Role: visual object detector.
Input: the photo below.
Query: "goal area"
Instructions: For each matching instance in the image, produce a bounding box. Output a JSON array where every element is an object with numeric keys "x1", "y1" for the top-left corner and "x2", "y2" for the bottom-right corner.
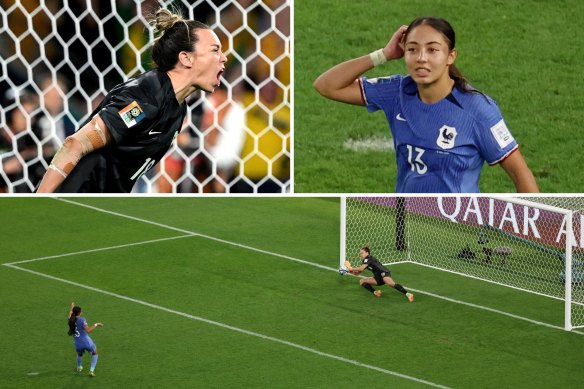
[
  {"x1": 0, "y1": 0, "x2": 290, "y2": 193},
  {"x1": 340, "y1": 196, "x2": 584, "y2": 331}
]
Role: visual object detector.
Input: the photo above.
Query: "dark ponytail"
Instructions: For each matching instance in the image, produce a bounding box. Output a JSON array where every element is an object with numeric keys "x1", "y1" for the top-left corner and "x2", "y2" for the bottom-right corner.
[
  {"x1": 68, "y1": 306, "x2": 81, "y2": 336},
  {"x1": 405, "y1": 16, "x2": 477, "y2": 94},
  {"x1": 449, "y1": 64, "x2": 474, "y2": 93}
]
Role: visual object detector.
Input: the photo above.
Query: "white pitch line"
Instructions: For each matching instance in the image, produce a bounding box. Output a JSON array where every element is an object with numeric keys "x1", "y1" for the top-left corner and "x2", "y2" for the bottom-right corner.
[
  {"x1": 5, "y1": 234, "x2": 196, "y2": 266},
  {"x1": 3, "y1": 263, "x2": 451, "y2": 389},
  {"x1": 340, "y1": 270, "x2": 584, "y2": 336},
  {"x1": 53, "y1": 198, "x2": 334, "y2": 272},
  {"x1": 408, "y1": 287, "x2": 584, "y2": 336},
  {"x1": 46, "y1": 198, "x2": 584, "y2": 336}
]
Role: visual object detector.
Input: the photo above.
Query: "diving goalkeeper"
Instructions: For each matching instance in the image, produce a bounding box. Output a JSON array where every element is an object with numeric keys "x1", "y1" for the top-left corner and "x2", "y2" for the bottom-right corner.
[{"x1": 347, "y1": 246, "x2": 414, "y2": 302}]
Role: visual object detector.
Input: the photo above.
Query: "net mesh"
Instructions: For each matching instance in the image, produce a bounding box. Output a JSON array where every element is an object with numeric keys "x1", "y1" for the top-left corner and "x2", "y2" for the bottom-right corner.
[
  {"x1": 344, "y1": 196, "x2": 584, "y2": 329},
  {"x1": 0, "y1": 0, "x2": 290, "y2": 193}
]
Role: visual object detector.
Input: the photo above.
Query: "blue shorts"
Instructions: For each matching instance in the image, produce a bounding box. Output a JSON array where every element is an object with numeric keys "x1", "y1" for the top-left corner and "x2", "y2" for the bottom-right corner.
[{"x1": 74, "y1": 338, "x2": 96, "y2": 355}]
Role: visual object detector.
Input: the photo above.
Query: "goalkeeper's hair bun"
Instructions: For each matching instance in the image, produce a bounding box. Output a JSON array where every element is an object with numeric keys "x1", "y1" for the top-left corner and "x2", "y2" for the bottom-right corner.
[
  {"x1": 150, "y1": 7, "x2": 210, "y2": 72},
  {"x1": 154, "y1": 8, "x2": 186, "y2": 34}
]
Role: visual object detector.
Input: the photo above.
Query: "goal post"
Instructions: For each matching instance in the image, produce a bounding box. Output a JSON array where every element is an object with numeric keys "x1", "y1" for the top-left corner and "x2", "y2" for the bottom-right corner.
[{"x1": 340, "y1": 195, "x2": 584, "y2": 331}]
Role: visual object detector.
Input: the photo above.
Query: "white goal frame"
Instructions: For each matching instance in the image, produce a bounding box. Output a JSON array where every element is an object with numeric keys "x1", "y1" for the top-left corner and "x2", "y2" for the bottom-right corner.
[{"x1": 340, "y1": 195, "x2": 577, "y2": 331}]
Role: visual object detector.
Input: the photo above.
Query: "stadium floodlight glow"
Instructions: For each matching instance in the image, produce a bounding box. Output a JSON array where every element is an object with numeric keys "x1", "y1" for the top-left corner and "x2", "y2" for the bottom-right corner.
[{"x1": 340, "y1": 195, "x2": 584, "y2": 331}]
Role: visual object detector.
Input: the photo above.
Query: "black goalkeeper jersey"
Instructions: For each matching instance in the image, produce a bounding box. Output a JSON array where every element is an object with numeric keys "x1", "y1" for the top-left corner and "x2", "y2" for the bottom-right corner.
[
  {"x1": 57, "y1": 69, "x2": 187, "y2": 193},
  {"x1": 362, "y1": 255, "x2": 390, "y2": 276}
]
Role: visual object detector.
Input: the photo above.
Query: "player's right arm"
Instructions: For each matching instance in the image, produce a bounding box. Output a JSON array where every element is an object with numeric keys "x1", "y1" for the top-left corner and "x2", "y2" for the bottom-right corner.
[
  {"x1": 313, "y1": 25, "x2": 407, "y2": 105},
  {"x1": 37, "y1": 115, "x2": 112, "y2": 193},
  {"x1": 351, "y1": 263, "x2": 367, "y2": 275}
]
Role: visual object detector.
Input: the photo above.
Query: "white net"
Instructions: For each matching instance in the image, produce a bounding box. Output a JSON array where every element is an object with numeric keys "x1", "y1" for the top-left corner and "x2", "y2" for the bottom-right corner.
[
  {"x1": 0, "y1": 0, "x2": 290, "y2": 193},
  {"x1": 342, "y1": 196, "x2": 584, "y2": 330}
]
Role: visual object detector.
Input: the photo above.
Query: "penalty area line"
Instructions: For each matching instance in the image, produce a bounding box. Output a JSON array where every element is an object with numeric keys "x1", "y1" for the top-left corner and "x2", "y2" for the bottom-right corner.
[
  {"x1": 4, "y1": 263, "x2": 451, "y2": 389},
  {"x1": 3, "y1": 234, "x2": 196, "y2": 266},
  {"x1": 53, "y1": 197, "x2": 334, "y2": 273}
]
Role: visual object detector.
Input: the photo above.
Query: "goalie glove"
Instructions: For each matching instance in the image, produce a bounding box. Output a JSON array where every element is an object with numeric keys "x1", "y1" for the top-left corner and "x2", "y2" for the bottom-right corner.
[{"x1": 344, "y1": 260, "x2": 353, "y2": 272}]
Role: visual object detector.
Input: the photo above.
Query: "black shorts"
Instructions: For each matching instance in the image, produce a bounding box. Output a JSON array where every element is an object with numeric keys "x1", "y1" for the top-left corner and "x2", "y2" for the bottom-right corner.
[{"x1": 374, "y1": 271, "x2": 391, "y2": 286}]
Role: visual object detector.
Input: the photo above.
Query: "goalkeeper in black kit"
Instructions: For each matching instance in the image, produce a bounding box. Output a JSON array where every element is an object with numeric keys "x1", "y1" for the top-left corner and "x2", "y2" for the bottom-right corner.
[
  {"x1": 36, "y1": 8, "x2": 226, "y2": 193},
  {"x1": 346, "y1": 246, "x2": 414, "y2": 302}
]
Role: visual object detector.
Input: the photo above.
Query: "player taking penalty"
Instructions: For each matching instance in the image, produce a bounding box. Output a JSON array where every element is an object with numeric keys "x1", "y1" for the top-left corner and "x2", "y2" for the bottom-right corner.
[
  {"x1": 347, "y1": 246, "x2": 414, "y2": 302},
  {"x1": 37, "y1": 8, "x2": 227, "y2": 193},
  {"x1": 68, "y1": 302, "x2": 103, "y2": 377}
]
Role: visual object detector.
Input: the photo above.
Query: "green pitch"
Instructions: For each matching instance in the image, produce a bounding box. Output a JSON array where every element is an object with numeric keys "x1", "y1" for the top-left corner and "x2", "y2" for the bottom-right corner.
[
  {"x1": 294, "y1": 0, "x2": 584, "y2": 193},
  {"x1": 1, "y1": 197, "x2": 583, "y2": 388}
]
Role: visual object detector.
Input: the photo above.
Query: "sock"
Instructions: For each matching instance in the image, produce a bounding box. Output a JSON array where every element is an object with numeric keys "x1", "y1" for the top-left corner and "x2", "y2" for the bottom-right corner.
[
  {"x1": 76, "y1": 355, "x2": 83, "y2": 368},
  {"x1": 361, "y1": 283, "x2": 375, "y2": 293},
  {"x1": 90, "y1": 354, "x2": 98, "y2": 372},
  {"x1": 394, "y1": 284, "x2": 408, "y2": 295}
]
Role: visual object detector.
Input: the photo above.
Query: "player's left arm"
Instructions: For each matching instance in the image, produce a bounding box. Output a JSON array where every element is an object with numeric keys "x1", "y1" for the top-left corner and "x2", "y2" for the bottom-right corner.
[
  {"x1": 499, "y1": 149, "x2": 539, "y2": 193},
  {"x1": 84, "y1": 322, "x2": 104, "y2": 333}
]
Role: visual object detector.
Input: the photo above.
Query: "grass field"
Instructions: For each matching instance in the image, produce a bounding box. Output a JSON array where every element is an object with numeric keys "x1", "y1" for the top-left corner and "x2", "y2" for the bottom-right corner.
[
  {"x1": 294, "y1": 0, "x2": 584, "y2": 193},
  {"x1": 1, "y1": 197, "x2": 584, "y2": 388}
]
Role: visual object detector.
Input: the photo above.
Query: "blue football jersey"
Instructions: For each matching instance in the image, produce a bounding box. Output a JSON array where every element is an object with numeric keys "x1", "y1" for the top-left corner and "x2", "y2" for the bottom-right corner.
[
  {"x1": 74, "y1": 317, "x2": 92, "y2": 346},
  {"x1": 360, "y1": 74, "x2": 518, "y2": 193}
]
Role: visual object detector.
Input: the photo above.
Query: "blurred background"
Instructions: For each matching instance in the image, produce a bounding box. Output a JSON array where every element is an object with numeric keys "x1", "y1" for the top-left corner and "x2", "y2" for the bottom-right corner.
[{"x1": 0, "y1": 0, "x2": 290, "y2": 193}]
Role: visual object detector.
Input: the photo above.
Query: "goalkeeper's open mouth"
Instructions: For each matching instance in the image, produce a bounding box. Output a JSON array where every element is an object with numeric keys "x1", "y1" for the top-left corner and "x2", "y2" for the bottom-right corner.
[{"x1": 216, "y1": 68, "x2": 225, "y2": 87}]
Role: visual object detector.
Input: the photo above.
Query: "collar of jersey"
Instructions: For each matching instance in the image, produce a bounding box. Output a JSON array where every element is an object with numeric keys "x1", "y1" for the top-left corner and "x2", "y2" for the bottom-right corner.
[{"x1": 403, "y1": 75, "x2": 464, "y2": 110}]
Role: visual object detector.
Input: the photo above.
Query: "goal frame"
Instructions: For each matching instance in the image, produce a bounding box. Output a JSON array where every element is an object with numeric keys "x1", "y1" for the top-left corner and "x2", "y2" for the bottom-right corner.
[{"x1": 340, "y1": 195, "x2": 576, "y2": 331}]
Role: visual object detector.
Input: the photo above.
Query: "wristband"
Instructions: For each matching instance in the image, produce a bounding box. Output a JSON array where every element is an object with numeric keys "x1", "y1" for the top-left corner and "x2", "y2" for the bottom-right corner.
[{"x1": 369, "y1": 49, "x2": 387, "y2": 67}]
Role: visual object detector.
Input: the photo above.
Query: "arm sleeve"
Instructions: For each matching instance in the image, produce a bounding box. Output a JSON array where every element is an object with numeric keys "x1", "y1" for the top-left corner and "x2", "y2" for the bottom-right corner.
[
  {"x1": 475, "y1": 98, "x2": 518, "y2": 165},
  {"x1": 98, "y1": 83, "x2": 161, "y2": 144},
  {"x1": 360, "y1": 75, "x2": 402, "y2": 113}
]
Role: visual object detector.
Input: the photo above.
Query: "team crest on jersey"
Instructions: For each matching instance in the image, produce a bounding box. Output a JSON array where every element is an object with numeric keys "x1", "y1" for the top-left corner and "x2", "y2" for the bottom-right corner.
[
  {"x1": 119, "y1": 101, "x2": 145, "y2": 128},
  {"x1": 436, "y1": 125, "x2": 457, "y2": 150}
]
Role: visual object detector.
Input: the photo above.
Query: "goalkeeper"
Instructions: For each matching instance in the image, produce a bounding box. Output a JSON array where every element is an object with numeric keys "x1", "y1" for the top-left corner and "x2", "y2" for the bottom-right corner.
[
  {"x1": 37, "y1": 8, "x2": 227, "y2": 192},
  {"x1": 347, "y1": 246, "x2": 414, "y2": 302}
]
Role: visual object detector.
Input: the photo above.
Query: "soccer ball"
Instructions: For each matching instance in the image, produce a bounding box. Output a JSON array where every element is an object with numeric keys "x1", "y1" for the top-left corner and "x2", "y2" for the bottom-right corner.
[{"x1": 338, "y1": 268, "x2": 348, "y2": 276}]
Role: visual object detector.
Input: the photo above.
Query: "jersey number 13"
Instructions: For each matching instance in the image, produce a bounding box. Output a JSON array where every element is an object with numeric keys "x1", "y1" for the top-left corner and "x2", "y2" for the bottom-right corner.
[{"x1": 406, "y1": 145, "x2": 428, "y2": 174}]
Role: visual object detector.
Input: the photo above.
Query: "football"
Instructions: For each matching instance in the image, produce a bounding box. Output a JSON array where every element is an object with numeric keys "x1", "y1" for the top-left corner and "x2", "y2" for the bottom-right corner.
[{"x1": 338, "y1": 268, "x2": 348, "y2": 276}]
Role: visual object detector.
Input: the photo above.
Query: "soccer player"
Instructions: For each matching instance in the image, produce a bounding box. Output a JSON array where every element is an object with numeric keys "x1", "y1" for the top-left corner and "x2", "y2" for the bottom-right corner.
[
  {"x1": 313, "y1": 16, "x2": 538, "y2": 193},
  {"x1": 37, "y1": 8, "x2": 227, "y2": 192},
  {"x1": 67, "y1": 302, "x2": 103, "y2": 377},
  {"x1": 348, "y1": 246, "x2": 414, "y2": 302}
]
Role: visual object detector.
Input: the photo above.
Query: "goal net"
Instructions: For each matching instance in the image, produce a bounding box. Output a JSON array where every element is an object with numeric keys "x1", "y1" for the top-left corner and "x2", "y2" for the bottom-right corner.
[
  {"x1": 0, "y1": 0, "x2": 290, "y2": 193},
  {"x1": 340, "y1": 196, "x2": 584, "y2": 331}
]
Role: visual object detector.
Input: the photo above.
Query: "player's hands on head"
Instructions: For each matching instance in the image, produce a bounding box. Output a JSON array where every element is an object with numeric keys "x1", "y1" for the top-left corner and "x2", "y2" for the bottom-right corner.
[{"x1": 383, "y1": 25, "x2": 408, "y2": 61}]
